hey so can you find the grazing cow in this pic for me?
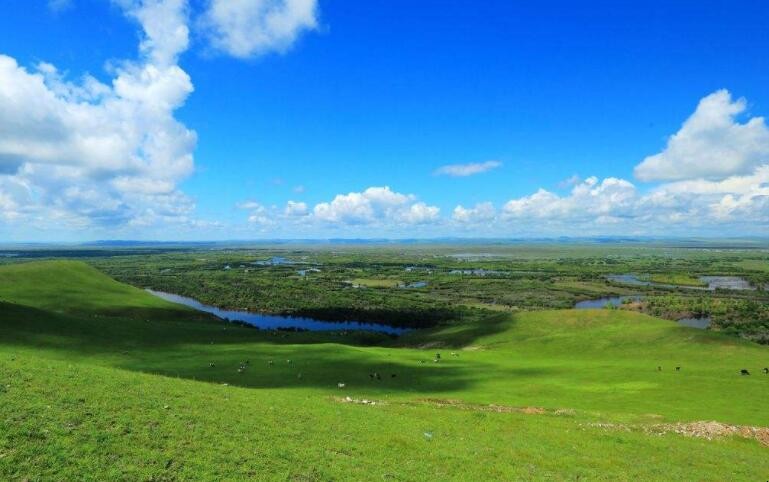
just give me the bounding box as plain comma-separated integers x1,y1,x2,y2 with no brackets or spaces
435,353,441,360
741,369,750,376
391,373,397,378
676,366,681,371
763,368,768,374
337,382,346,389
209,362,216,368
268,360,274,367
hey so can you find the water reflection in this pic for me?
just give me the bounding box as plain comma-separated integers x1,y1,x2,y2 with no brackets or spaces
147,289,408,335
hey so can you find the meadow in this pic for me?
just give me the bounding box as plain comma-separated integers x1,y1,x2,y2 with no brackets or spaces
0,246,768,479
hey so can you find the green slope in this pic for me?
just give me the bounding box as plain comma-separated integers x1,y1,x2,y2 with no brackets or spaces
0,260,191,318
1,261,768,480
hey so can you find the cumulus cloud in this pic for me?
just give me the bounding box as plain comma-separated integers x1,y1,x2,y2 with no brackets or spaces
434,160,502,177
200,0,319,58
0,0,198,231
635,89,769,181
502,177,637,223
397,202,440,224
496,171,769,234
489,91,769,235
647,166,769,224
1,0,321,235
240,186,441,229
312,186,435,225
285,200,308,216
452,202,496,224
238,201,273,225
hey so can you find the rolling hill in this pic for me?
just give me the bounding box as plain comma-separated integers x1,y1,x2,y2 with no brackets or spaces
1,261,767,480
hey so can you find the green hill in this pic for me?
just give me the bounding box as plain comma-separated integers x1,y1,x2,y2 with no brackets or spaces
1,261,768,480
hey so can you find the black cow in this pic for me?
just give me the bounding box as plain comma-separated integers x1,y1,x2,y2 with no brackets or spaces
741,369,750,376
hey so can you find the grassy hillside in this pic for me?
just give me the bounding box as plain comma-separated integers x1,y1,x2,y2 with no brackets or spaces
0,260,195,319
1,261,768,480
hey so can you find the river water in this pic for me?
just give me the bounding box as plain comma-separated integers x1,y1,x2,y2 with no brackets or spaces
147,289,408,335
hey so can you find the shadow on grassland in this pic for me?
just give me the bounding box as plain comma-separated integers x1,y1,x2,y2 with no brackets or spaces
0,301,515,393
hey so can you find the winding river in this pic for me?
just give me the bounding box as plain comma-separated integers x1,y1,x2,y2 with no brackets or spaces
147,289,409,335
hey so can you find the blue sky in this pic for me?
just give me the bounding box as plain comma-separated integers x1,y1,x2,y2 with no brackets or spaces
0,0,768,240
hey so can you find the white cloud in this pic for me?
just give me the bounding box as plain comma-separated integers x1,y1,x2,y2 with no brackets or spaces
240,186,441,230
647,166,769,224
502,177,637,223
285,200,308,216
239,201,272,225
1,0,324,236
237,200,263,210
0,0,199,231
397,202,440,224
452,202,495,224
311,186,434,225
434,160,502,177
487,91,769,235
557,174,581,189
635,89,769,182
200,0,319,58
312,187,439,226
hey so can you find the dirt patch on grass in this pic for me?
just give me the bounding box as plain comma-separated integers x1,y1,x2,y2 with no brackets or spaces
588,420,769,447
414,398,550,415
462,345,484,351
331,396,555,415
333,396,384,406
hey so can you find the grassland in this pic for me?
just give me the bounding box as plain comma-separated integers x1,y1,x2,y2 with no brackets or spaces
648,273,707,287
1,260,769,479
351,277,402,288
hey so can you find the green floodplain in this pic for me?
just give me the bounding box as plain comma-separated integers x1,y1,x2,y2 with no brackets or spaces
1,242,768,480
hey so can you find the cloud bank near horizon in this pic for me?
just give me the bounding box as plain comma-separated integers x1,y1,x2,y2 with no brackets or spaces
240,90,769,237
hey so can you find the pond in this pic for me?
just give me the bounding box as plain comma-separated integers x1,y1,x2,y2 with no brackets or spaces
574,295,644,309
605,274,679,289
606,274,753,291
251,256,292,266
699,276,754,291
403,281,428,289
677,317,711,329
575,295,711,330
147,289,409,335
